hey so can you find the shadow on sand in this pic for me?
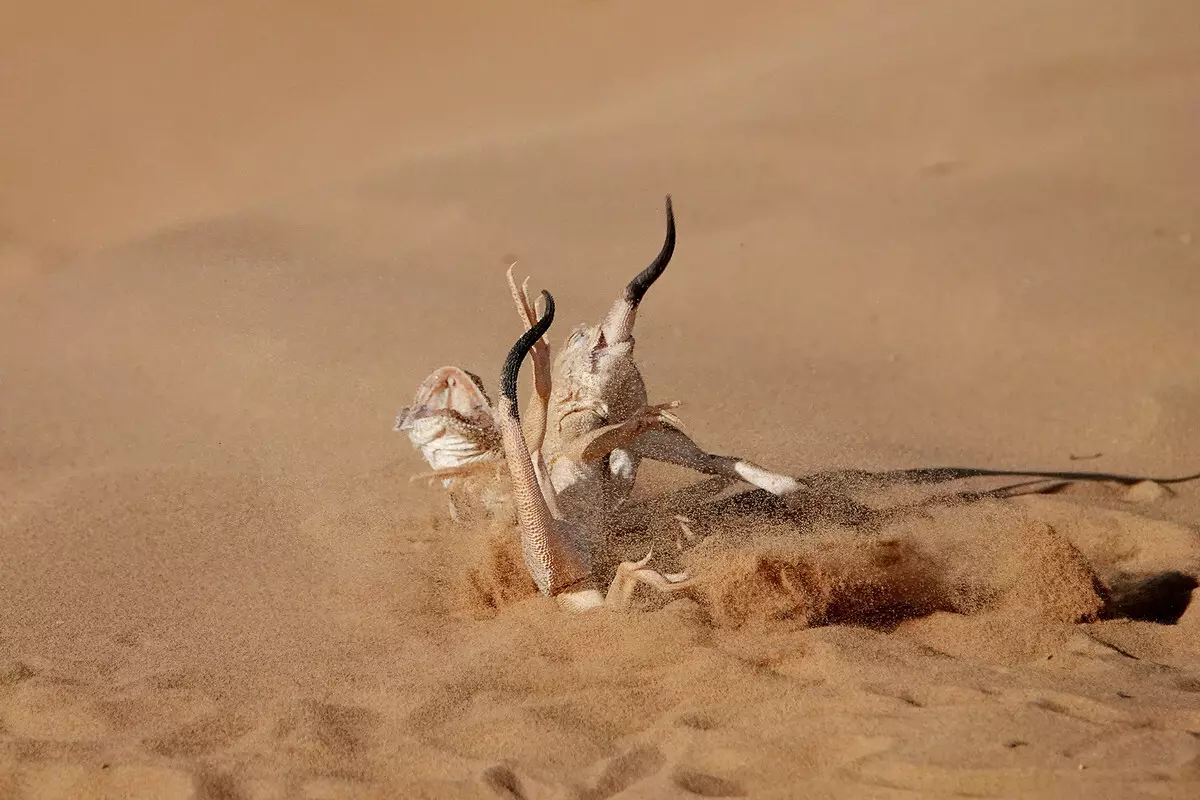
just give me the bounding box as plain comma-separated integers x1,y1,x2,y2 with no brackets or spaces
612,464,1200,627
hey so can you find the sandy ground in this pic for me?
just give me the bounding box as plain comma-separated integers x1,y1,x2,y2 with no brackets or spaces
3,1,1200,797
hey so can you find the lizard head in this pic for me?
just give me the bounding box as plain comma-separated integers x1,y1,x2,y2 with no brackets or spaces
599,195,675,347
395,366,501,470
395,366,494,431
555,322,635,374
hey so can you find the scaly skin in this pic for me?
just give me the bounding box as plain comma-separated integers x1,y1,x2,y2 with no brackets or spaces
393,199,1200,606
394,367,499,469
396,197,1200,563
497,293,592,597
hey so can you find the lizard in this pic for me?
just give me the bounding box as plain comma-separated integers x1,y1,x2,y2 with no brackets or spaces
392,254,561,525
491,196,1200,530
394,360,1200,531
495,288,692,610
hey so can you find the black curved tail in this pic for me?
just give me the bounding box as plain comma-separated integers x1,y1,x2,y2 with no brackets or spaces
623,195,675,306
500,291,554,416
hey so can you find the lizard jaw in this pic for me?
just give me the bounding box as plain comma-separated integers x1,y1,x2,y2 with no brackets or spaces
397,366,503,476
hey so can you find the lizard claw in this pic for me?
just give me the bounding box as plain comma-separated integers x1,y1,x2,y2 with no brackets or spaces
633,547,655,569
604,548,694,609
640,401,686,433
631,547,691,584
674,514,701,545
624,401,683,435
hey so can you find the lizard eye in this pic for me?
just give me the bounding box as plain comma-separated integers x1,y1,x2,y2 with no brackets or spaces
567,330,587,349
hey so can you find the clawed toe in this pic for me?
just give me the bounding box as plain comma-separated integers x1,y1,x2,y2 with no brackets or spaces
631,547,655,570
634,401,685,433
674,514,701,547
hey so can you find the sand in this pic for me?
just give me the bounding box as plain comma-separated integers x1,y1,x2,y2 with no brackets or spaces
3,0,1200,797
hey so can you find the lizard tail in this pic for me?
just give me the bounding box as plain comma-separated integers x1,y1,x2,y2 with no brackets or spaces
500,291,555,417
624,194,676,306
602,195,675,344
498,292,592,596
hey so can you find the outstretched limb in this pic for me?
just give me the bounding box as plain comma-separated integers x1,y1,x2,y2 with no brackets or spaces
506,264,552,455
629,424,805,497
557,401,683,464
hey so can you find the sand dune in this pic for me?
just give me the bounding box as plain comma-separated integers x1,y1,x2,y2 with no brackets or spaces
3,1,1200,797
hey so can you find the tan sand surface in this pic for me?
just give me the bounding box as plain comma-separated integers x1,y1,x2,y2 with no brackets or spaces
3,1,1200,797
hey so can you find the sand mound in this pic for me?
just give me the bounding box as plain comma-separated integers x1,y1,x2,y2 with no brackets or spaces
433,490,1200,639
683,499,1103,629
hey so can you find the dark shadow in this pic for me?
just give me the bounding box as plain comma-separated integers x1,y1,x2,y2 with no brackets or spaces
1099,571,1198,624
610,464,1200,628
798,465,1200,493
626,460,1200,534
636,476,1073,533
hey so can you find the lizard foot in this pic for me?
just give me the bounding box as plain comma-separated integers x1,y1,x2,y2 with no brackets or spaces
638,400,685,433
604,548,693,610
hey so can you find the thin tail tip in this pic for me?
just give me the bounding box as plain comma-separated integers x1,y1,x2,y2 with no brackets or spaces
622,196,677,306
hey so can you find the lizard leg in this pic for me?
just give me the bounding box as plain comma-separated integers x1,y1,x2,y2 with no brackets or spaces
506,265,559,510
603,549,693,610
629,425,804,496
559,402,682,464
409,461,507,524
506,264,552,454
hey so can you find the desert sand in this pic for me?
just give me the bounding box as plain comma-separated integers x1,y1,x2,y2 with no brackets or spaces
3,1,1200,797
